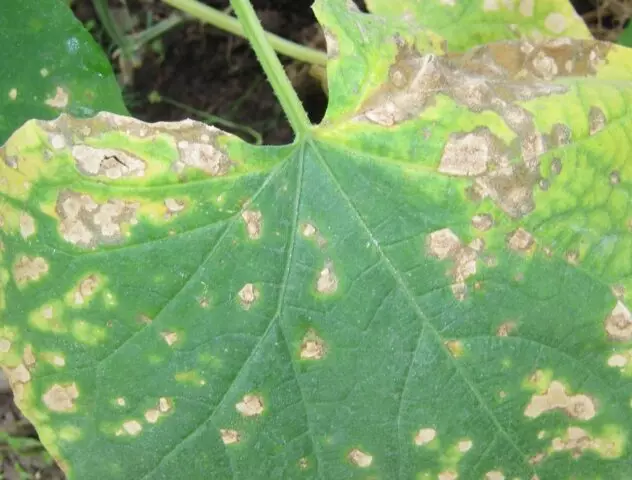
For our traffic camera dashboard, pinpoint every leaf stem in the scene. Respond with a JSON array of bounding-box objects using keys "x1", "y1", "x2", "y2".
[
  {"x1": 161, "y1": 0, "x2": 327, "y2": 67},
  {"x1": 229, "y1": 0, "x2": 312, "y2": 140}
]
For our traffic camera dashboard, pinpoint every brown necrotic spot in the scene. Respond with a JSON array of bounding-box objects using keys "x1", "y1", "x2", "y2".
[
  {"x1": 72, "y1": 145, "x2": 147, "y2": 179},
  {"x1": 73, "y1": 275, "x2": 100, "y2": 305},
  {"x1": 56, "y1": 190, "x2": 139, "y2": 248},
  {"x1": 43, "y1": 383, "x2": 79, "y2": 412},
  {"x1": 414, "y1": 427, "x2": 436, "y2": 446},
  {"x1": 19, "y1": 213, "x2": 35, "y2": 239},
  {"x1": 588, "y1": 106, "x2": 607, "y2": 136},
  {"x1": 14, "y1": 255, "x2": 49, "y2": 286},
  {"x1": 238, "y1": 283, "x2": 259, "y2": 309},
  {"x1": 439, "y1": 128, "x2": 498, "y2": 177},
  {"x1": 220, "y1": 429, "x2": 240, "y2": 445},
  {"x1": 316, "y1": 261, "x2": 338, "y2": 294},
  {"x1": 241, "y1": 210, "x2": 262, "y2": 239},
  {"x1": 524, "y1": 380, "x2": 596, "y2": 420},
  {"x1": 605, "y1": 301, "x2": 632, "y2": 341},
  {"x1": 497, "y1": 321, "x2": 517, "y2": 336},
  {"x1": 551, "y1": 426, "x2": 622, "y2": 459},
  {"x1": 45, "y1": 86, "x2": 69, "y2": 108},
  {"x1": 300, "y1": 329, "x2": 326, "y2": 360},
  {"x1": 236, "y1": 394, "x2": 264, "y2": 417},
  {"x1": 472, "y1": 214, "x2": 493, "y2": 231},
  {"x1": 161, "y1": 331, "x2": 178, "y2": 346},
  {"x1": 507, "y1": 228, "x2": 534, "y2": 252},
  {"x1": 348, "y1": 448, "x2": 372, "y2": 468}
]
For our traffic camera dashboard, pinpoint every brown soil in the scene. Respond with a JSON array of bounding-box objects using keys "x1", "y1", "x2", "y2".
[{"x1": 2, "y1": 0, "x2": 631, "y2": 478}]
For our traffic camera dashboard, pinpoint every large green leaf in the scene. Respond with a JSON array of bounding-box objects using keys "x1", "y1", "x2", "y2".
[
  {"x1": 365, "y1": 0, "x2": 592, "y2": 52},
  {"x1": 0, "y1": 0, "x2": 127, "y2": 145},
  {"x1": 2, "y1": 0, "x2": 632, "y2": 478}
]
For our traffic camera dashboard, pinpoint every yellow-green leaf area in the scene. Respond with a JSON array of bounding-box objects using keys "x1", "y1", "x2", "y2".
[
  {"x1": 1, "y1": 0, "x2": 632, "y2": 479},
  {"x1": 365, "y1": 0, "x2": 591, "y2": 52}
]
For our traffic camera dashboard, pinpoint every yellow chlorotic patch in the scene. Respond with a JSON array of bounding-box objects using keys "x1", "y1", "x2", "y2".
[
  {"x1": 72, "y1": 320, "x2": 106, "y2": 345},
  {"x1": 42, "y1": 383, "x2": 79, "y2": 412}
]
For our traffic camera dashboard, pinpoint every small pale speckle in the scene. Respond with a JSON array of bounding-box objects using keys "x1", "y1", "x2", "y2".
[
  {"x1": 161, "y1": 331, "x2": 178, "y2": 346},
  {"x1": 458, "y1": 439, "x2": 473, "y2": 452},
  {"x1": 300, "y1": 330, "x2": 326, "y2": 360},
  {"x1": 414, "y1": 427, "x2": 436, "y2": 446},
  {"x1": 241, "y1": 210, "x2": 262, "y2": 239},
  {"x1": 238, "y1": 283, "x2": 259, "y2": 309},
  {"x1": 42, "y1": 383, "x2": 79, "y2": 412},
  {"x1": 427, "y1": 228, "x2": 460, "y2": 260},
  {"x1": 610, "y1": 171, "x2": 620, "y2": 185},
  {"x1": 45, "y1": 86, "x2": 69, "y2": 109},
  {"x1": 122, "y1": 420, "x2": 142, "y2": 436},
  {"x1": 299, "y1": 457, "x2": 309, "y2": 470},
  {"x1": 116, "y1": 397, "x2": 126, "y2": 406},
  {"x1": 236, "y1": 394, "x2": 264, "y2": 417},
  {"x1": 544, "y1": 12, "x2": 567, "y2": 33},
  {"x1": 438, "y1": 471, "x2": 458, "y2": 480},
  {"x1": 8, "y1": 88, "x2": 17, "y2": 100},
  {"x1": 40, "y1": 68, "x2": 50, "y2": 77},
  {"x1": 316, "y1": 262, "x2": 338, "y2": 294},
  {"x1": 497, "y1": 321, "x2": 516, "y2": 337},
  {"x1": 589, "y1": 106, "x2": 607, "y2": 136},
  {"x1": 348, "y1": 448, "x2": 372, "y2": 468},
  {"x1": 159, "y1": 397, "x2": 172, "y2": 413},
  {"x1": 483, "y1": 0, "x2": 499, "y2": 11},
  {"x1": 220, "y1": 429, "x2": 240, "y2": 445}
]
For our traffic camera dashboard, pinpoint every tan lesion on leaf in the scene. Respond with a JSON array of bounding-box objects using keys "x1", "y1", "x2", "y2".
[
  {"x1": 438, "y1": 471, "x2": 457, "y2": 480},
  {"x1": 485, "y1": 471, "x2": 505, "y2": 480},
  {"x1": 507, "y1": 228, "x2": 535, "y2": 252},
  {"x1": 300, "y1": 329, "x2": 326, "y2": 360},
  {"x1": 220, "y1": 429, "x2": 240, "y2": 445},
  {"x1": 414, "y1": 427, "x2": 436, "y2": 446},
  {"x1": 238, "y1": 283, "x2": 259, "y2": 309},
  {"x1": 71, "y1": 145, "x2": 146, "y2": 179},
  {"x1": 241, "y1": 210, "x2": 262, "y2": 239},
  {"x1": 45, "y1": 86, "x2": 69, "y2": 109},
  {"x1": 471, "y1": 213, "x2": 493, "y2": 231},
  {"x1": 588, "y1": 106, "x2": 607, "y2": 135},
  {"x1": 458, "y1": 439, "x2": 473, "y2": 452},
  {"x1": 144, "y1": 397, "x2": 172, "y2": 424},
  {"x1": 604, "y1": 301, "x2": 632, "y2": 341},
  {"x1": 348, "y1": 448, "x2": 372, "y2": 468},
  {"x1": 56, "y1": 190, "x2": 139, "y2": 248},
  {"x1": 42, "y1": 383, "x2": 79, "y2": 412},
  {"x1": 120, "y1": 420, "x2": 143, "y2": 436},
  {"x1": 14, "y1": 255, "x2": 49, "y2": 286},
  {"x1": 235, "y1": 394, "x2": 264, "y2": 417},
  {"x1": 164, "y1": 198, "x2": 185, "y2": 217},
  {"x1": 524, "y1": 380, "x2": 596, "y2": 420},
  {"x1": 161, "y1": 331, "x2": 178, "y2": 347},
  {"x1": 497, "y1": 321, "x2": 517, "y2": 336},
  {"x1": 426, "y1": 228, "x2": 482, "y2": 301},
  {"x1": 0, "y1": 337, "x2": 11, "y2": 353},
  {"x1": 173, "y1": 136, "x2": 232, "y2": 176},
  {"x1": 71, "y1": 275, "x2": 101, "y2": 305},
  {"x1": 316, "y1": 261, "x2": 338, "y2": 295},
  {"x1": 445, "y1": 340, "x2": 464, "y2": 357},
  {"x1": 550, "y1": 426, "x2": 623, "y2": 459},
  {"x1": 19, "y1": 212, "x2": 35, "y2": 239}
]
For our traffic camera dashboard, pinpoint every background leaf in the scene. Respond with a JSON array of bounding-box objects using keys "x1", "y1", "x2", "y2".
[
  {"x1": 0, "y1": 0, "x2": 127, "y2": 145},
  {"x1": 365, "y1": 0, "x2": 592, "y2": 52},
  {"x1": 2, "y1": 0, "x2": 632, "y2": 479}
]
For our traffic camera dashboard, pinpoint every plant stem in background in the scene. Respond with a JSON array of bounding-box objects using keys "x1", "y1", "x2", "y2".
[
  {"x1": 161, "y1": 0, "x2": 327, "y2": 67},
  {"x1": 148, "y1": 91, "x2": 263, "y2": 144},
  {"x1": 228, "y1": 0, "x2": 312, "y2": 140}
]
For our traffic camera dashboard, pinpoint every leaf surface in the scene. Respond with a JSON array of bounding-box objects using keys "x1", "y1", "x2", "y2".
[
  {"x1": 0, "y1": 0, "x2": 127, "y2": 145},
  {"x1": 364, "y1": 0, "x2": 592, "y2": 52},
  {"x1": 2, "y1": 1, "x2": 632, "y2": 479}
]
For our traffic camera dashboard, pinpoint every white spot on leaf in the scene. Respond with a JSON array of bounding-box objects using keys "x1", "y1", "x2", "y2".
[
  {"x1": 45, "y1": 86, "x2": 69, "y2": 109},
  {"x1": 348, "y1": 448, "x2": 372, "y2": 468},
  {"x1": 317, "y1": 262, "x2": 338, "y2": 294},
  {"x1": 241, "y1": 210, "x2": 262, "y2": 239},
  {"x1": 42, "y1": 383, "x2": 79, "y2": 412},
  {"x1": 220, "y1": 429, "x2": 240, "y2": 445},
  {"x1": 238, "y1": 283, "x2": 259, "y2": 309},
  {"x1": 19, "y1": 213, "x2": 35, "y2": 239},
  {"x1": 414, "y1": 427, "x2": 436, "y2": 446},
  {"x1": 236, "y1": 394, "x2": 264, "y2": 417}
]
